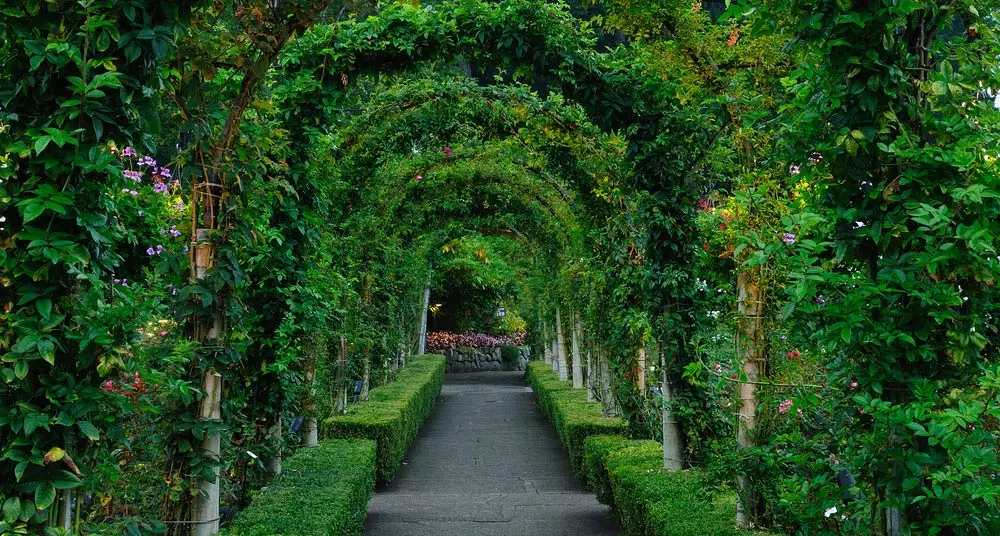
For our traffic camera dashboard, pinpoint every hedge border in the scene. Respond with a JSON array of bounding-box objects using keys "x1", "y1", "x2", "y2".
[
  {"x1": 583, "y1": 435, "x2": 764, "y2": 536},
  {"x1": 524, "y1": 361, "x2": 627, "y2": 476},
  {"x1": 222, "y1": 439, "x2": 376, "y2": 536},
  {"x1": 322, "y1": 354, "x2": 446, "y2": 483}
]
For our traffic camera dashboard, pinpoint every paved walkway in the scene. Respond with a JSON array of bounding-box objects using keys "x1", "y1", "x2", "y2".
[{"x1": 365, "y1": 371, "x2": 622, "y2": 535}]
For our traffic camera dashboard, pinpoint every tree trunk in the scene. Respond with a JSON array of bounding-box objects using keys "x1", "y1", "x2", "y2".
[
  {"x1": 555, "y1": 308, "x2": 568, "y2": 381},
  {"x1": 736, "y1": 270, "x2": 764, "y2": 529},
  {"x1": 361, "y1": 347, "x2": 371, "y2": 401},
  {"x1": 571, "y1": 312, "x2": 583, "y2": 389},
  {"x1": 418, "y1": 284, "x2": 430, "y2": 355},
  {"x1": 660, "y1": 341, "x2": 683, "y2": 470}
]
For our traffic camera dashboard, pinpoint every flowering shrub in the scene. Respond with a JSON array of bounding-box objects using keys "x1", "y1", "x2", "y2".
[{"x1": 425, "y1": 331, "x2": 526, "y2": 351}]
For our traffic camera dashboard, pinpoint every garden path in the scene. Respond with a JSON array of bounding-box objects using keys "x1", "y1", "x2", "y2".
[{"x1": 364, "y1": 371, "x2": 622, "y2": 535}]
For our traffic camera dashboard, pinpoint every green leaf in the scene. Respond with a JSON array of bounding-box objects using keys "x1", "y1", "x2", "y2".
[
  {"x1": 14, "y1": 361, "x2": 28, "y2": 380},
  {"x1": 2, "y1": 497, "x2": 19, "y2": 524},
  {"x1": 35, "y1": 298, "x2": 52, "y2": 319},
  {"x1": 33, "y1": 136, "x2": 51, "y2": 155},
  {"x1": 18, "y1": 498, "x2": 34, "y2": 521},
  {"x1": 19, "y1": 201, "x2": 45, "y2": 224},
  {"x1": 14, "y1": 460, "x2": 28, "y2": 481},
  {"x1": 23, "y1": 412, "x2": 49, "y2": 436},
  {"x1": 52, "y1": 470, "x2": 82, "y2": 490},
  {"x1": 77, "y1": 421, "x2": 100, "y2": 441},
  {"x1": 34, "y1": 482, "x2": 55, "y2": 511},
  {"x1": 37, "y1": 340, "x2": 55, "y2": 365}
]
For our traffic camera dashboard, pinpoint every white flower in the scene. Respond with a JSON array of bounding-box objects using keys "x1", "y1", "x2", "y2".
[
  {"x1": 247, "y1": 450, "x2": 258, "y2": 459},
  {"x1": 824, "y1": 506, "x2": 838, "y2": 518}
]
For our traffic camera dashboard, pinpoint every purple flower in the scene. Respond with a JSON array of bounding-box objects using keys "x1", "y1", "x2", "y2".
[
  {"x1": 137, "y1": 156, "x2": 157, "y2": 167},
  {"x1": 129, "y1": 190, "x2": 139, "y2": 196},
  {"x1": 175, "y1": 201, "x2": 184, "y2": 211},
  {"x1": 782, "y1": 233, "x2": 796, "y2": 245},
  {"x1": 121, "y1": 146, "x2": 137, "y2": 158},
  {"x1": 122, "y1": 188, "x2": 130, "y2": 193},
  {"x1": 170, "y1": 227, "x2": 182, "y2": 238},
  {"x1": 123, "y1": 169, "x2": 143, "y2": 182},
  {"x1": 146, "y1": 247, "x2": 156, "y2": 256},
  {"x1": 183, "y1": 246, "x2": 189, "y2": 253},
  {"x1": 156, "y1": 167, "x2": 172, "y2": 179},
  {"x1": 816, "y1": 295, "x2": 826, "y2": 305},
  {"x1": 156, "y1": 245, "x2": 164, "y2": 254},
  {"x1": 789, "y1": 165, "x2": 800, "y2": 175},
  {"x1": 153, "y1": 183, "x2": 169, "y2": 194}
]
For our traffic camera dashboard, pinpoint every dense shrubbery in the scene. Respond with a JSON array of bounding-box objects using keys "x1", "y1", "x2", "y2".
[
  {"x1": 525, "y1": 362, "x2": 627, "y2": 476},
  {"x1": 222, "y1": 440, "x2": 376, "y2": 536},
  {"x1": 321, "y1": 355, "x2": 445, "y2": 483},
  {"x1": 425, "y1": 331, "x2": 527, "y2": 351}
]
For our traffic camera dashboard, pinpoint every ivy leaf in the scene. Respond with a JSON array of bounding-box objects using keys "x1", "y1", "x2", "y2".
[
  {"x1": 77, "y1": 421, "x2": 100, "y2": 441},
  {"x1": 33, "y1": 135, "x2": 52, "y2": 155},
  {"x1": 34, "y1": 482, "x2": 56, "y2": 511}
]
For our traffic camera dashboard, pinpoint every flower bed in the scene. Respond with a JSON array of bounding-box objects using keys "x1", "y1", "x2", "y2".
[{"x1": 425, "y1": 331, "x2": 526, "y2": 350}]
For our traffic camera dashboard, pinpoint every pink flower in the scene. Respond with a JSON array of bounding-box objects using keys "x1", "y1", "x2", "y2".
[
  {"x1": 416, "y1": 174, "x2": 423, "y2": 181},
  {"x1": 779, "y1": 400, "x2": 793, "y2": 414},
  {"x1": 850, "y1": 381, "x2": 858, "y2": 390},
  {"x1": 159, "y1": 330, "x2": 167, "y2": 336},
  {"x1": 443, "y1": 147, "x2": 453, "y2": 156},
  {"x1": 714, "y1": 363, "x2": 722, "y2": 374},
  {"x1": 102, "y1": 380, "x2": 114, "y2": 391},
  {"x1": 789, "y1": 165, "x2": 800, "y2": 175}
]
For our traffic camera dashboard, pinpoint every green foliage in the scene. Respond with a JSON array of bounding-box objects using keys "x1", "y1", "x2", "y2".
[
  {"x1": 321, "y1": 355, "x2": 445, "y2": 483},
  {"x1": 525, "y1": 362, "x2": 627, "y2": 476},
  {"x1": 222, "y1": 439, "x2": 376, "y2": 536},
  {"x1": 584, "y1": 436, "x2": 759, "y2": 536}
]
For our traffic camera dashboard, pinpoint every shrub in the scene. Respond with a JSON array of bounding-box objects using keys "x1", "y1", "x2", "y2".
[
  {"x1": 322, "y1": 354, "x2": 445, "y2": 483},
  {"x1": 583, "y1": 435, "x2": 654, "y2": 507},
  {"x1": 525, "y1": 361, "x2": 627, "y2": 476},
  {"x1": 584, "y1": 436, "x2": 762, "y2": 536},
  {"x1": 222, "y1": 439, "x2": 376, "y2": 536},
  {"x1": 500, "y1": 344, "x2": 521, "y2": 368}
]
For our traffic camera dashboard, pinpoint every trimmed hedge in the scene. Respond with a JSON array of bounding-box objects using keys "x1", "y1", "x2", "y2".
[
  {"x1": 222, "y1": 439, "x2": 376, "y2": 536},
  {"x1": 525, "y1": 361, "x2": 627, "y2": 476},
  {"x1": 583, "y1": 435, "x2": 761, "y2": 536},
  {"x1": 322, "y1": 354, "x2": 445, "y2": 483}
]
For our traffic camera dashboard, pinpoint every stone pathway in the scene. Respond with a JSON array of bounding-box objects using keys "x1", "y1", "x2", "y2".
[{"x1": 365, "y1": 371, "x2": 622, "y2": 535}]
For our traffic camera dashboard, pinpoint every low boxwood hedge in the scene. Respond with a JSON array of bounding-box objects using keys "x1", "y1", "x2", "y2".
[
  {"x1": 583, "y1": 435, "x2": 761, "y2": 536},
  {"x1": 525, "y1": 361, "x2": 627, "y2": 476},
  {"x1": 322, "y1": 354, "x2": 445, "y2": 483},
  {"x1": 222, "y1": 439, "x2": 376, "y2": 536}
]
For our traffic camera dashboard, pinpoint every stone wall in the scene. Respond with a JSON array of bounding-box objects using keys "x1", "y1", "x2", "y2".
[{"x1": 432, "y1": 346, "x2": 532, "y2": 373}]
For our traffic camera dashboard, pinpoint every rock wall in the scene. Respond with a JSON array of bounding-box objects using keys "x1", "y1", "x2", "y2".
[{"x1": 433, "y1": 346, "x2": 532, "y2": 373}]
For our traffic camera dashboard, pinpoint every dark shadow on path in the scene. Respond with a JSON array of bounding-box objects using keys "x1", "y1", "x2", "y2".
[{"x1": 365, "y1": 371, "x2": 623, "y2": 535}]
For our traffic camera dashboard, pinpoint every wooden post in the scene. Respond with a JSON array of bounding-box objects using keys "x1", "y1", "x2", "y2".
[
  {"x1": 417, "y1": 284, "x2": 430, "y2": 355},
  {"x1": 571, "y1": 312, "x2": 583, "y2": 389},
  {"x1": 555, "y1": 308, "x2": 568, "y2": 381},
  {"x1": 636, "y1": 347, "x2": 647, "y2": 396},
  {"x1": 586, "y1": 345, "x2": 595, "y2": 402},
  {"x1": 736, "y1": 270, "x2": 764, "y2": 528},
  {"x1": 302, "y1": 335, "x2": 320, "y2": 448},
  {"x1": 660, "y1": 341, "x2": 683, "y2": 470}
]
